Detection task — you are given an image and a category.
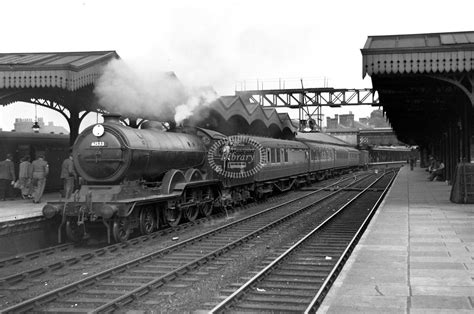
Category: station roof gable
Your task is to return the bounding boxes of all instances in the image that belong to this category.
[0,51,119,91]
[361,31,474,77]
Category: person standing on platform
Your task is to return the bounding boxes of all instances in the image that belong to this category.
[60,152,77,199]
[0,154,16,201]
[18,155,32,199]
[409,156,415,170]
[30,154,49,203]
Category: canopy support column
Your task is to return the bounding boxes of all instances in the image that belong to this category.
[68,107,82,147]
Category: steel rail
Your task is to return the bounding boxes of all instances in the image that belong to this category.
[0,243,73,268]
[0,212,224,287]
[91,175,373,313]
[2,174,369,312]
[303,170,397,313]
[0,172,359,275]
[0,179,309,287]
[210,170,395,313]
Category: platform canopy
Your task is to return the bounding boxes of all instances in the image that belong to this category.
[0,51,119,144]
[0,51,118,91]
[362,31,474,181]
[363,32,474,77]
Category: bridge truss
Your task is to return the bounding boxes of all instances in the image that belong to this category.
[236,88,379,132]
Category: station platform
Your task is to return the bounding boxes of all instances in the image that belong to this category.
[319,165,474,313]
[0,192,60,223]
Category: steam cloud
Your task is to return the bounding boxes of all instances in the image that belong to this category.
[174,87,218,125]
[94,59,217,124]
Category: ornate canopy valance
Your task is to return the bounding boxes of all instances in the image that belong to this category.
[362,31,474,77]
[0,51,119,91]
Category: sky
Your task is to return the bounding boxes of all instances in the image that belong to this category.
[1,0,473,132]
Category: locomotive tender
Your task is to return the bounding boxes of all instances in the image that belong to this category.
[43,114,369,243]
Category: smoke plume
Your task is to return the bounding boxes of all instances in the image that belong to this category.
[94,59,217,124]
[174,87,218,125]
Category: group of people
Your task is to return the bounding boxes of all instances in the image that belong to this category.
[0,151,77,203]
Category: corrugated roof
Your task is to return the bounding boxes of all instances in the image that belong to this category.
[0,51,118,69]
[0,51,119,91]
[363,31,474,50]
[361,31,474,77]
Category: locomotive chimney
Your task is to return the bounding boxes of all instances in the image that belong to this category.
[102,114,122,124]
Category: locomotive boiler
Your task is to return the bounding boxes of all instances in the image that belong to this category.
[74,114,207,183]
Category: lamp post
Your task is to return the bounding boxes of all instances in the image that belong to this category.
[32,104,40,133]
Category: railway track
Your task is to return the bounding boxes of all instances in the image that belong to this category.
[0,243,74,269]
[0,173,359,288]
[210,170,396,313]
[0,173,346,275]
[0,209,225,274]
[0,210,234,287]
[0,172,375,312]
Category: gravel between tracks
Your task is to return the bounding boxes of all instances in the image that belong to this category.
[0,191,303,310]
[124,192,338,313]
[0,177,345,312]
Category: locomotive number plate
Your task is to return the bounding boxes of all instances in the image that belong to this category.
[90,141,107,147]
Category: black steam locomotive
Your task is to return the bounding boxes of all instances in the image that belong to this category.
[43,114,368,243]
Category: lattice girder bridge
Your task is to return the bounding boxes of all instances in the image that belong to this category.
[236,88,379,131]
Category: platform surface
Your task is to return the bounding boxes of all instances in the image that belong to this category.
[0,192,60,223]
[319,165,474,313]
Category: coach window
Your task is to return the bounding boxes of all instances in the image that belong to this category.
[284,149,288,162]
[266,149,271,164]
[271,148,276,163]
[276,148,281,162]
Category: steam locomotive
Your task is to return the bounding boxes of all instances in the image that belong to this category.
[42,114,368,243]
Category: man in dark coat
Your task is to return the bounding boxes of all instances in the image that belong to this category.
[0,154,16,200]
[60,152,77,199]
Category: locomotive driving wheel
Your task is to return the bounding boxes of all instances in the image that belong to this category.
[113,218,131,242]
[183,205,199,222]
[66,219,85,242]
[139,206,157,235]
[183,191,199,222]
